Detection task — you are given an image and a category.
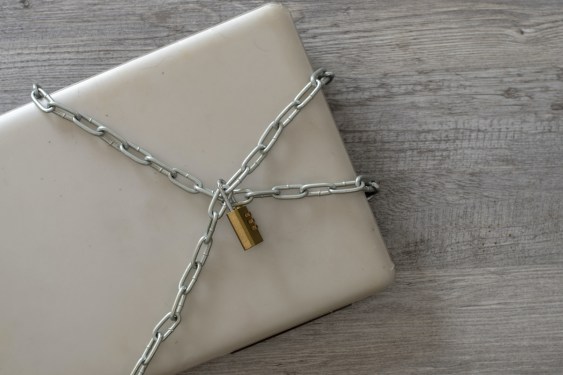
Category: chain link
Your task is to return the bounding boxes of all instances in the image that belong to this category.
[31,68,378,375]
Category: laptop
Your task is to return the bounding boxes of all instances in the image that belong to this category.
[0,4,394,374]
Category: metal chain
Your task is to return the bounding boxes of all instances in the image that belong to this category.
[31,68,378,375]
[30,70,377,205]
[232,176,379,205]
[224,69,334,193]
[31,84,214,197]
[130,189,223,375]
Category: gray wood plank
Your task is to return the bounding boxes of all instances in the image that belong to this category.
[188,266,563,375]
[1,0,562,374]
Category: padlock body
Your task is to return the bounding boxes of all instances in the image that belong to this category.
[227,205,263,250]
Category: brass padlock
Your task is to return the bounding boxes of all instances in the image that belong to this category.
[226,205,263,250]
[217,180,263,250]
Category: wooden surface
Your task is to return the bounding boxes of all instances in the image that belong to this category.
[1,0,562,374]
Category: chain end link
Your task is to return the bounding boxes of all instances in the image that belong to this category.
[310,68,335,86]
[31,84,56,113]
[365,180,380,201]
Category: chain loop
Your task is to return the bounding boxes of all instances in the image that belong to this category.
[96,126,130,149]
[257,121,282,153]
[191,235,213,265]
[72,114,104,136]
[153,312,182,341]
[272,184,308,199]
[144,155,176,177]
[131,332,164,375]
[207,187,226,218]
[300,182,337,196]
[178,261,203,293]
[202,211,219,245]
[31,84,55,113]
[168,168,205,194]
[170,286,188,319]
[241,144,267,173]
[119,142,152,165]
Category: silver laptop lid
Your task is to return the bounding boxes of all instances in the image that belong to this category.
[0,4,394,374]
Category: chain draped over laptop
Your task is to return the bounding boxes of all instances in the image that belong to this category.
[31,68,379,375]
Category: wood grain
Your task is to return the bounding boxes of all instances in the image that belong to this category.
[192,266,563,375]
[1,0,562,374]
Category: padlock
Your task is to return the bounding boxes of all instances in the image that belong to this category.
[227,205,263,250]
[217,180,263,250]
